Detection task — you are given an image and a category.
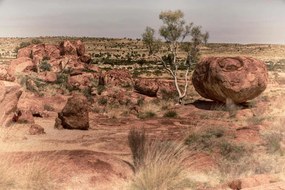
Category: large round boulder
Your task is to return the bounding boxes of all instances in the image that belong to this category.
[192,56,268,103]
[55,94,89,130]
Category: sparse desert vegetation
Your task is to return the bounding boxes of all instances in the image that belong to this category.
[0,10,285,190]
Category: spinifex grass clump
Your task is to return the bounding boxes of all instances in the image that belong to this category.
[128,128,191,190]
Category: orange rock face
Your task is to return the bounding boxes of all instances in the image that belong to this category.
[0,81,22,127]
[192,56,268,103]
[134,79,159,97]
[7,57,35,76]
[55,94,89,130]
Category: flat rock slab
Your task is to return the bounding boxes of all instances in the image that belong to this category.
[242,181,285,190]
[0,149,133,189]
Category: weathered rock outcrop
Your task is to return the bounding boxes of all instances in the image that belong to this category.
[17,45,33,58]
[7,57,35,76]
[7,40,90,81]
[55,94,89,130]
[192,56,268,103]
[0,81,22,127]
[103,69,133,87]
[134,79,159,97]
[74,40,86,56]
[59,40,77,56]
[17,44,61,61]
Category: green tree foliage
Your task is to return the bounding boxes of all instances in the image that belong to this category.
[142,10,209,104]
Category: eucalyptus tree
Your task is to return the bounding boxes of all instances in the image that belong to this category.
[142,10,209,104]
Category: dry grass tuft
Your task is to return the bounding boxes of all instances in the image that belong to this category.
[0,154,60,190]
[127,128,192,190]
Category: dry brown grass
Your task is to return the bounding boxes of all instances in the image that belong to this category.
[0,154,59,190]
[127,128,192,190]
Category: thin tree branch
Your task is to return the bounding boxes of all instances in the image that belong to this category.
[154,55,175,77]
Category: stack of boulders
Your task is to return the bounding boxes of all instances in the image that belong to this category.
[0,39,180,131]
[4,40,93,84]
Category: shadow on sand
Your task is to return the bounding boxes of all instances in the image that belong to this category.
[188,99,251,111]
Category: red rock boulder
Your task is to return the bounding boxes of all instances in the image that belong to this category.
[59,40,77,56]
[45,44,61,60]
[80,54,91,63]
[29,124,45,135]
[192,56,268,103]
[55,94,89,130]
[7,57,35,77]
[74,40,86,56]
[17,45,33,58]
[68,73,94,90]
[0,66,9,81]
[134,78,159,97]
[103,69,133,87]
[0,81,22,127]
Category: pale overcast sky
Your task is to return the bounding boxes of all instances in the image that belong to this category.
[0,0,285,44]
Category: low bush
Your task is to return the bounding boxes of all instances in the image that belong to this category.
[263,132,283,154]
[163,110,178,118]
[43,104,54,111]
[185,128,225,151]
[98,97,108,105]
[39,60,52,72]
[219,141,247,161]
[138,111,156,119]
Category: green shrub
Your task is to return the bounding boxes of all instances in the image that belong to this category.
[14,42,31,53]
[98,97,108,105]
[163,110,178,118]
[55,73,68,85]
[160,89,177,101]
[138,111,156,119]
[31,39,42,44]
[39,60,51,72]
[97,85,105,95]
[19,42,31,49]
[247,115,265,125]
[153,69,163,76]
[185,128,225,151]
[263,132,283,154]
[82,87,93,102]
[137,98,145,106]
[219,141,246,161]
[43,104,54,111]
[132,69,142,78]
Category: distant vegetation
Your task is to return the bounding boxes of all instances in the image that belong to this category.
[14,38,43,53]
